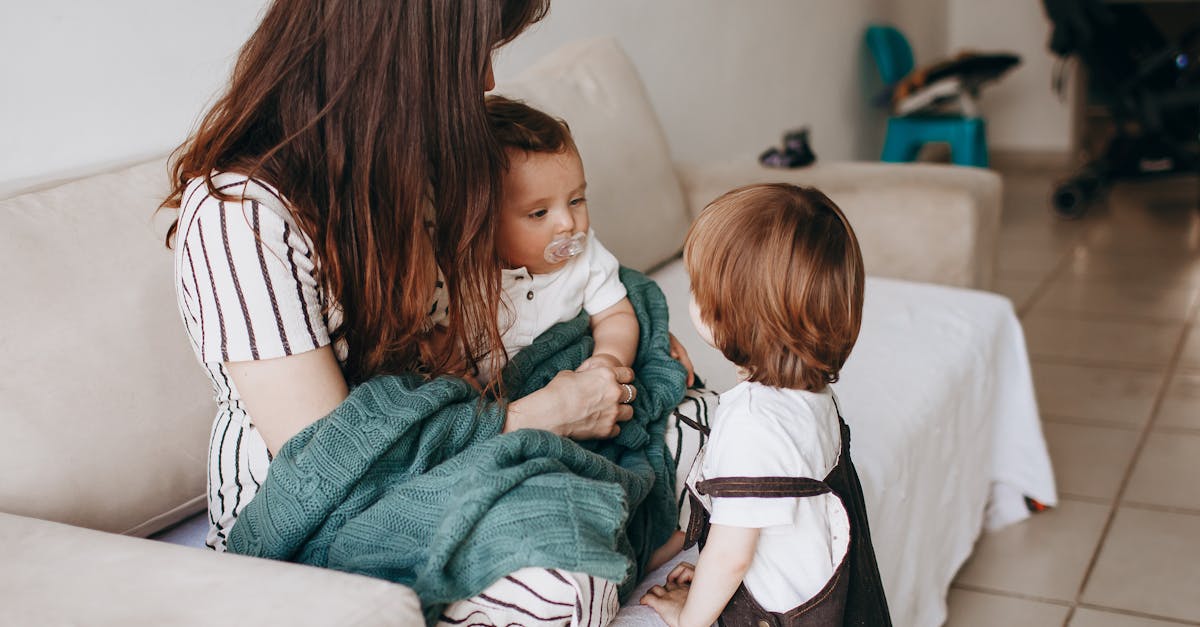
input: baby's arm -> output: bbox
[579,297,638,370]
[640,523,760,627]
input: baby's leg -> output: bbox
[438,568,619,627]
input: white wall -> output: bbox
[3,1,984,197]
[494,0,889,165]
[0,1,270,197]
[947,0,1075,153]
[887,0,950,64]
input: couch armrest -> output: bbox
[675,160,1002,290]
[0,512,423,626]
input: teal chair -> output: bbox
[865,25,990,168]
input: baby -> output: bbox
[482,95,639,387]
[641,184,892,626]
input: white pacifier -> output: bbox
[543,232,587,264]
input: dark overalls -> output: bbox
[678,404,892,626]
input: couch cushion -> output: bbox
[0,512,423,626]
[0,159,212,536]
[494,37,691,273]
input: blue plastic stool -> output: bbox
[881,116,989,167]
[866,24,990,168]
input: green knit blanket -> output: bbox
[226,268,687,623]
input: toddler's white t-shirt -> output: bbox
[686,381,851,612]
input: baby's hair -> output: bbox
[485,95,577,156]
[684,184,865,392]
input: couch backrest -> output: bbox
[0,160,213,535]
[493,38,692,272]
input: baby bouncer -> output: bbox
[865,25,1020,168]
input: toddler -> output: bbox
[640,184,892,626]
[482,95,639,390]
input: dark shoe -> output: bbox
[759,128,817,169]
[782,127,816,166]
[760,146,800,168]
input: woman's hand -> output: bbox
[576,352,623,372]
[506,365,636,439]
[668,333,695,387]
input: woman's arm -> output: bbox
[225,346,350,455]
[640,524,760,627]
[231,342,632,451]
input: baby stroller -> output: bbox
[1043,0,1200,217]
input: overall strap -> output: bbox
[830,389,851,448]
[696,476,831,498]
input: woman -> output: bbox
[163,1,687,623]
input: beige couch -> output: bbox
[0,38,1022,626]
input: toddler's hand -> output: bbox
[639,576,691,627]
[577,353,623,372]
[665,561,695,587]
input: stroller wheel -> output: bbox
[1050,172,1103,219]
[1051,181,1089,218]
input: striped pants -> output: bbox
[438,569,619,627]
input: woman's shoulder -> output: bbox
[180,173,291,216]
[175,173,306,246]
[173,171,333,364]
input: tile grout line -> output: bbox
[1069,308,1196,612]
[1120,500,1200,518]
[954,582,1200,625]
[950,582,1074,608]
[1026,352,1177,373]
[1013,236,1080,319]
[1030,306,1197,326]
[1072,602,1200,626]
[1030,354,1168,373]
[1041,414,1143,430]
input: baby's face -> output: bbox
[497,148,589,274]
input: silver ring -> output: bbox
[620,383,635,404]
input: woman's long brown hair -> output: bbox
[162,0,549,385]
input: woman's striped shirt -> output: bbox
[171,173,447,550]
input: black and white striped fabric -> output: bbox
[173,174,326,551]
[438,568,619,627]
[665,387,720,527]
[172,174,450,551]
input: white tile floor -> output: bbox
[946,164,1200,626]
